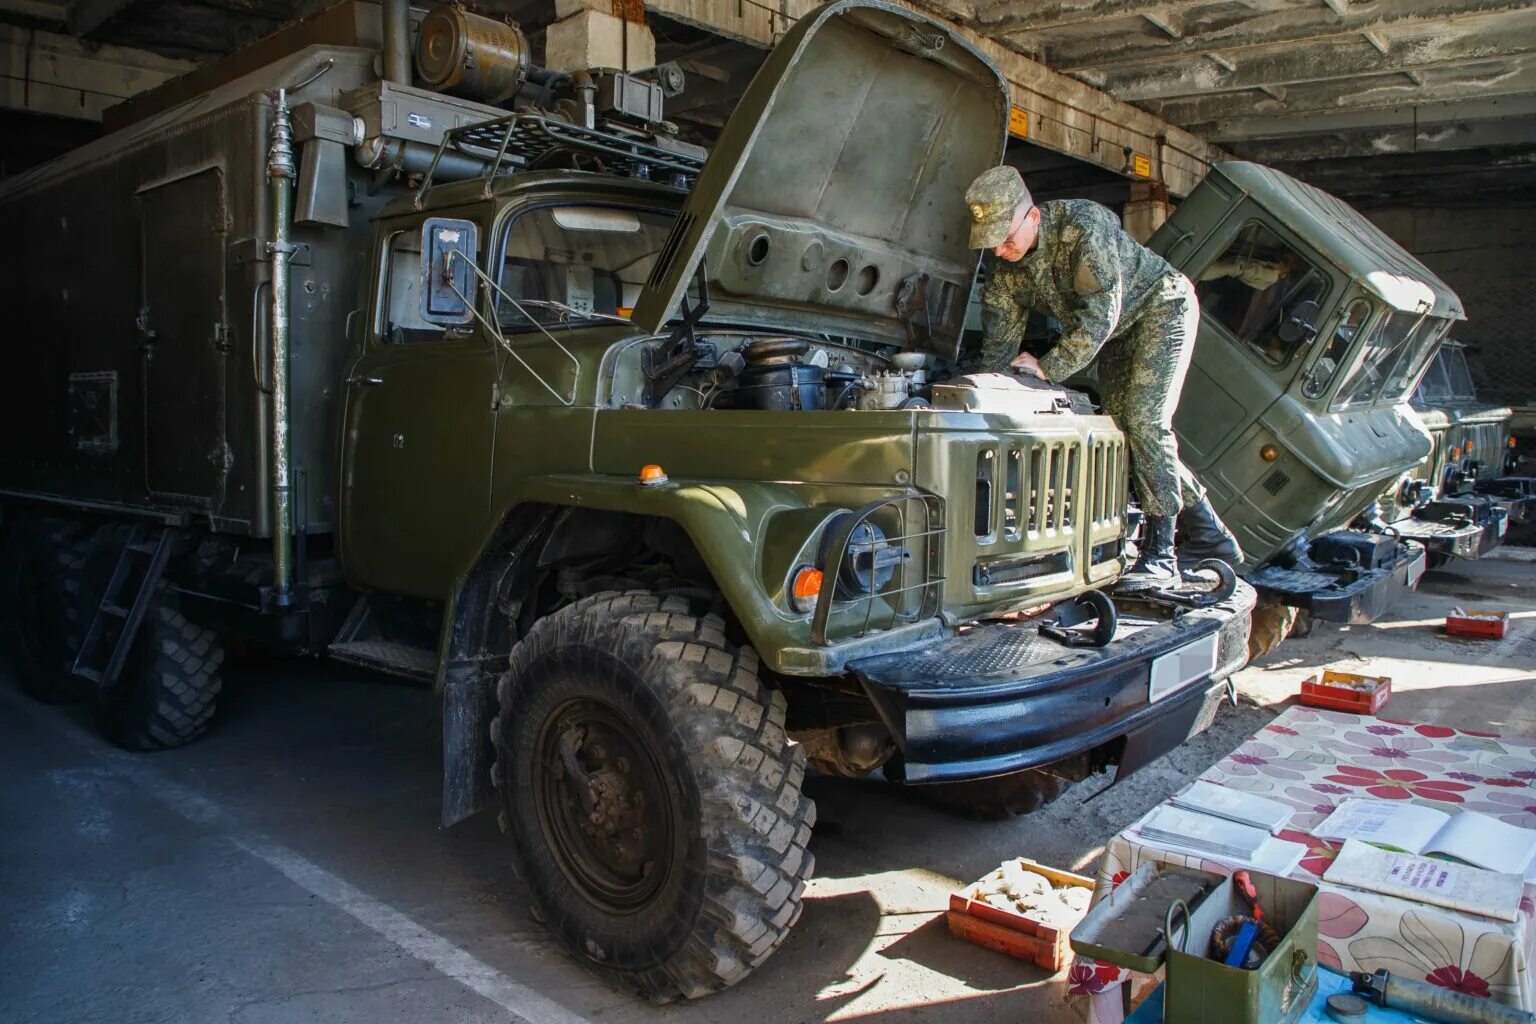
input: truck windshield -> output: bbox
[1333,309,1447,408]
[1442,345,1476,400]
[494,205,676,330]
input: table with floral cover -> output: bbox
[1069,705,1536,1024]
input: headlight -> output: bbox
[834,519,908,598]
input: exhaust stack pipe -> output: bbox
[266,89,297,608]
[382,0,411,86]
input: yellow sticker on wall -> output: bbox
[1008,107,1029,139]
[1132,153,1152,178]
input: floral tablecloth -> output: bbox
[1070,705,1536,1023]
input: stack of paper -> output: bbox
[1134,804,1309,875]
[1170,780,1294,834]
[1324,839,1525,923]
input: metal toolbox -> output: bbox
[1164,871,1319,1024]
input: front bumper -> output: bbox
[1390,516,1484,560]
[1476,477,1536,525]
[847,579,1255,783]
[1247,537,1425,624]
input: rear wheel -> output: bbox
[96,579,225,750]
[4,517,91,704]
[492,591,815,1001]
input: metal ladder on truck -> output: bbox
[71,525,174,691]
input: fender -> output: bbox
[435,474,834,826]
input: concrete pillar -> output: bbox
[1123,181,1171,244]
[546,0,656,72]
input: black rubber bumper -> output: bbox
[847,579,1255,784]
[1248,541,1425,625]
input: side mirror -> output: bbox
[420,217,479,326]
[1277,298,1321,345]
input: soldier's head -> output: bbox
[965,166,1039,262]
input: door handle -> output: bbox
[346,375,383,386]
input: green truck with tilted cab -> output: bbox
[0,0,1254,1000]
[1377,341,1528,559]
[1148,162,1464,636]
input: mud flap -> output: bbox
[441,659,503,827]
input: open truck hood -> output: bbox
[631,0,1009,355]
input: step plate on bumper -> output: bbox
[1248,541,1425,624]
[848,579,1255,783]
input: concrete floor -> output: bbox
[2,552,1532,1024]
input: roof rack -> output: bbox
[414,112,706,208]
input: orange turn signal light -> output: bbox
[617,306,634,318]
[1510,437,1519,449]
[1259,444,1280,462]
[638,464,668,486]
[790,566,823,610]
[1465,441,1475,452]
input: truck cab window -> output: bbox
[1334,310,1447,409]
[1442,344,1476,401]
[1302,299,1368,400]
[494,205,676,330]
[381,230,447,344]
[1196,222,1328,367]
[1413,346,1453,406]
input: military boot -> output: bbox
[1176,497,1244,564]
[1117,515,1179,592]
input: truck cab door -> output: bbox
[340,214,497,599]
[1169,213,1333,473]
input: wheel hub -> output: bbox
[535,699,674,912]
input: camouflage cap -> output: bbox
[965,166,1032,249]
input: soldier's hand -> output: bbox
[1010,352,1049,380]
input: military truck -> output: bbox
[1378,341,1528,560]
[1146,163,1461,641]
[0,0,1253,1000]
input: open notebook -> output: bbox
[1314,799,1536,878]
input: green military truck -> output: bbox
[0,0,1254,1000]
[1379,341,1528,559]
[1148,163,1461,635]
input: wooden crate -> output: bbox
[1299,669,1391,714]
[946,859,1095,972]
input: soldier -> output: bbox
[964,165,1241,590]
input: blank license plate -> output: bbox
[1148,633,1219,703]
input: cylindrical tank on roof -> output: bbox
[414,6,530,104]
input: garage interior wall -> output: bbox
[1368,204,1536,408]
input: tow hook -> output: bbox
[1147,558,1239,610]
[1038,589,1118,647]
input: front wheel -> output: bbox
[492,592,815,1001]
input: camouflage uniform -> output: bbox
[976,199,1206,519]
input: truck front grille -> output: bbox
[1088,436,1126,528]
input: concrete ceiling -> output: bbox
[3,0,1535,205]
[948,0,1536,204]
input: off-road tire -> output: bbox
[491,591,816,1002]
[1247,600,1300,662]
[96,580,225,751]
[4,518,91,704]
[895,766,1070,821]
